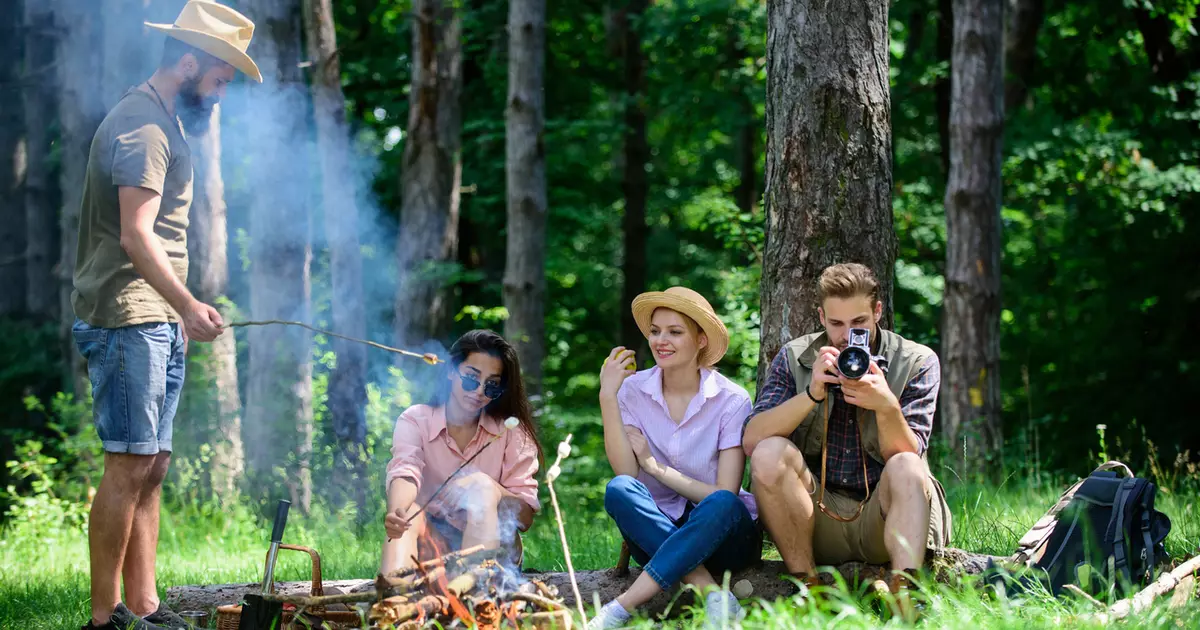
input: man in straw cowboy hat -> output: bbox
[70,2,261,628]
[591,287,761,629]
[741,263,952,620]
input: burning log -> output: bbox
[384,544,489,579]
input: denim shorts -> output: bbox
[72,319,186,455]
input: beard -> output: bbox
[177,75,218,136]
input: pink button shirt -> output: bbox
[617,367,757,521]
[385,404,541,518]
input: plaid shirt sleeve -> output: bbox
[898,353,941,455]
[746,347,798,426]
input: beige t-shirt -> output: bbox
[72,88,193,328]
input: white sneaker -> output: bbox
[703,590,746,630]
[587,600,632,630]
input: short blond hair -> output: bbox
[818,263,880,303]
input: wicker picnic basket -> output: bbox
[215,544,362,629]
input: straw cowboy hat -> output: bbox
[631,287,730,366]
[145,1,263,83]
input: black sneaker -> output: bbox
[142,602,197,629]
[82,603,166,630]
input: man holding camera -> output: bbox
[742,263,951,609]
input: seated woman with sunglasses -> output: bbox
[588,287,761,630]
[380,330,544,573]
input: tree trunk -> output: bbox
[395,0,462,350]
[167,548,1004,617]
[503,0,548,397]
[758,0,897,391]
[0,0,27,317]
[56,0,106,397]
[101,0,157,111]
[618,0,649,358]
[942,0,1005,478]
[302,0,369,511]
[1004,0,1044,110]
[183,105,245,505]
[23,0,58,319]
[243,0,314,515]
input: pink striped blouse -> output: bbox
[617,367,758,521]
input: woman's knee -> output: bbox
[604,474,643,514]
[697,489,741,515]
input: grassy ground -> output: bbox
[2,417,1199,629]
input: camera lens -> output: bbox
[837,346,870,379]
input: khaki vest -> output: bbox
[781,328,952,550]
[782,328,934,470]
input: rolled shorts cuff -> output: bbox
[101,439,172,455]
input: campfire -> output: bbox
[258,542,572,630]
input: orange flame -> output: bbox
[417,526,477,626]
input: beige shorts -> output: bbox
[808,471,952,566]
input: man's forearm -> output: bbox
[743,394,817,456]
[876,401,920,460]
[120,229,194,314]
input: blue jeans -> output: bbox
[604,475,762,590]
[72,320,185,454]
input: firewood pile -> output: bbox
[261,545,572,630]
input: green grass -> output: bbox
[3,415,1199,629]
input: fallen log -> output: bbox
[1087,554,1200,624]
[165,548,1004,617]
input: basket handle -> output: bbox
[274,544,326,603]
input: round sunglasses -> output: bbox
[458,372,506,399]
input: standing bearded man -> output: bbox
[70,3,262,629]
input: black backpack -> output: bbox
[1007,461,1172,598]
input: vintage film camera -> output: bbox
[836,327,873,380]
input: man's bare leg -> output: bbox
[877,452,932,572]
[123,452,172,616]
[89,453,156,625]
[749,437,817,576]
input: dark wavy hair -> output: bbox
[433,330,544,468]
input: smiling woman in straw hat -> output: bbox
[590,287,762,629]
[71,3,262,630]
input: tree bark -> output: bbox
[243,0,314,515]
[618,0,649,358]
[942,0,1005,478]
[758,0,897,391]
[183,105,245,505]
[56,0,106,396]
[503,0,548,397]
[302,0,369,511]
[23,0,58,319]
[1004,0,1044,110]
[0,0,27,317]
[395,0,462,349]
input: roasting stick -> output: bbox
[545,434,587,626]
[227,319,442,364]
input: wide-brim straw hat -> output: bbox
[631,287,730,367]
[145,1,263,83]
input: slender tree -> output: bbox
[56,0,106,396]
[942,0,1005,477]
[23,0,58,319]
[243,0,315,514]
[302,0,369,508]
[503,0,548,396]
[1,0,26,316]
[618,0,649,357]
[183,104,245,504]
[395,0,462,349]
[758,0,897,389]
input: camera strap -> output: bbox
[816,395,871,523]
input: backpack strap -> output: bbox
[1107,477,1139,582]
[1011,476,1087,566]
[1095,461,1134,478]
